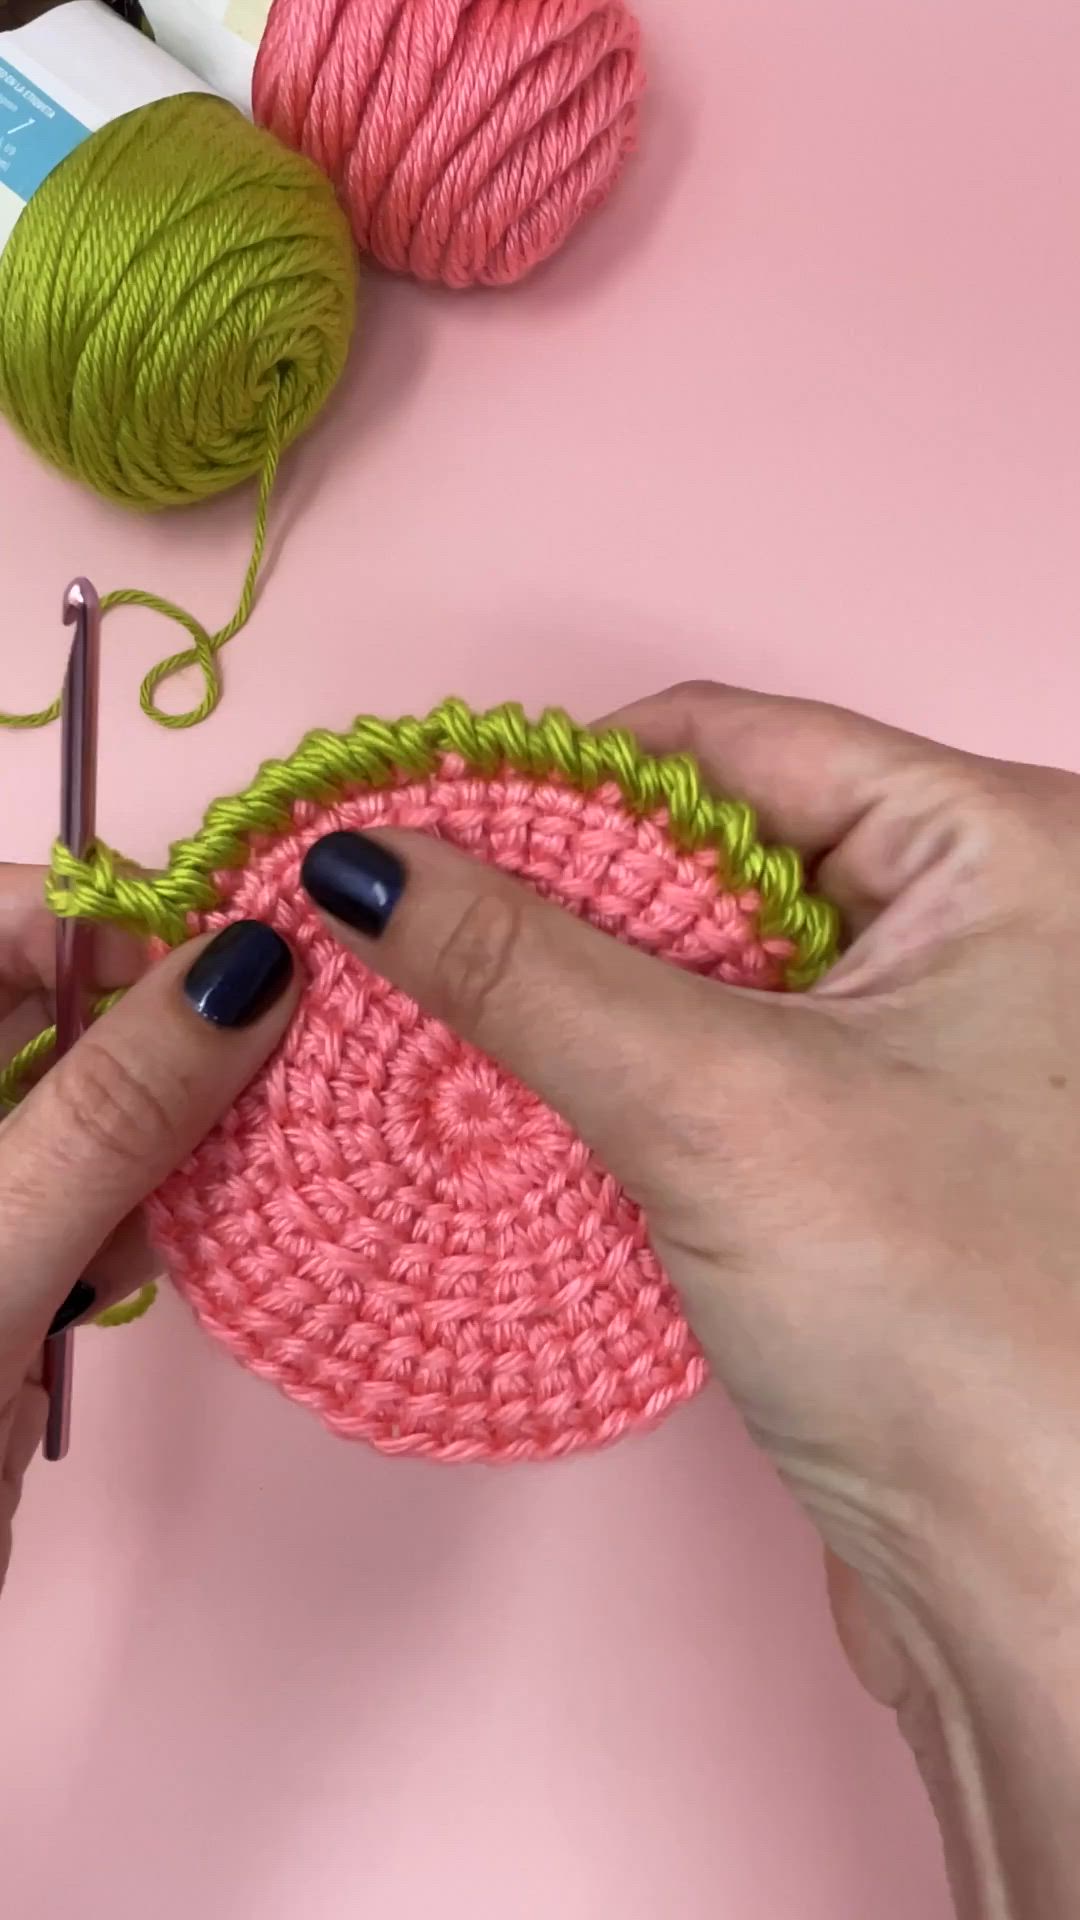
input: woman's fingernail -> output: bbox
[47,1279,96,1339]
[183,922,293,1029]
[301,833,405,938]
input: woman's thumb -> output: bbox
[0,922,299,1346]
[300,829,780,1204]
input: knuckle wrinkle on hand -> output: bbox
[49,1037,177,1175]
[432,889,526,1039]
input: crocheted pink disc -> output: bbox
[149,759,794,1462]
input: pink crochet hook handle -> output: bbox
[42,578,101,1463]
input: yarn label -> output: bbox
[0,1,216,256]
[0,62,88,247]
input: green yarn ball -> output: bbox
[0,94,356,512]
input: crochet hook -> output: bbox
[42,579,101,1463]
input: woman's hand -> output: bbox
[299,683,1080,1920]
[0,876,298,1589]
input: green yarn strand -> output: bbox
[95,1283,158,1327]
[2,408,281,735]
[1,988,123,1110]
[121,389,280,730]
[0,694,62,730]
[0,1021,57,1110]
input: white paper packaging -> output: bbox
[0,0,214,254]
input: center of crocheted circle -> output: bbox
[386,1039,561,1196]
[148,757,793,1462]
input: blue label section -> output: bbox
[0,59,89,207]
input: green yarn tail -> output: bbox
[96,1282,159,1326]
[0,389,280,733]
[0,1022,57,1108]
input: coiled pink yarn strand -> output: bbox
[254,0,645,286]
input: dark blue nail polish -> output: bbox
[47,1279,96,1339]
[183,922,293,1029]
[301,833,405,938]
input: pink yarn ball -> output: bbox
[252,0,645,287]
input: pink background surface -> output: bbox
[3,0,1080,1912]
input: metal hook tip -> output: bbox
[62,578,100,625]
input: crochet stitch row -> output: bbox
[40,697,838,957]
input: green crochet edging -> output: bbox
[40,697,839,975]
[2,695,839,1189]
